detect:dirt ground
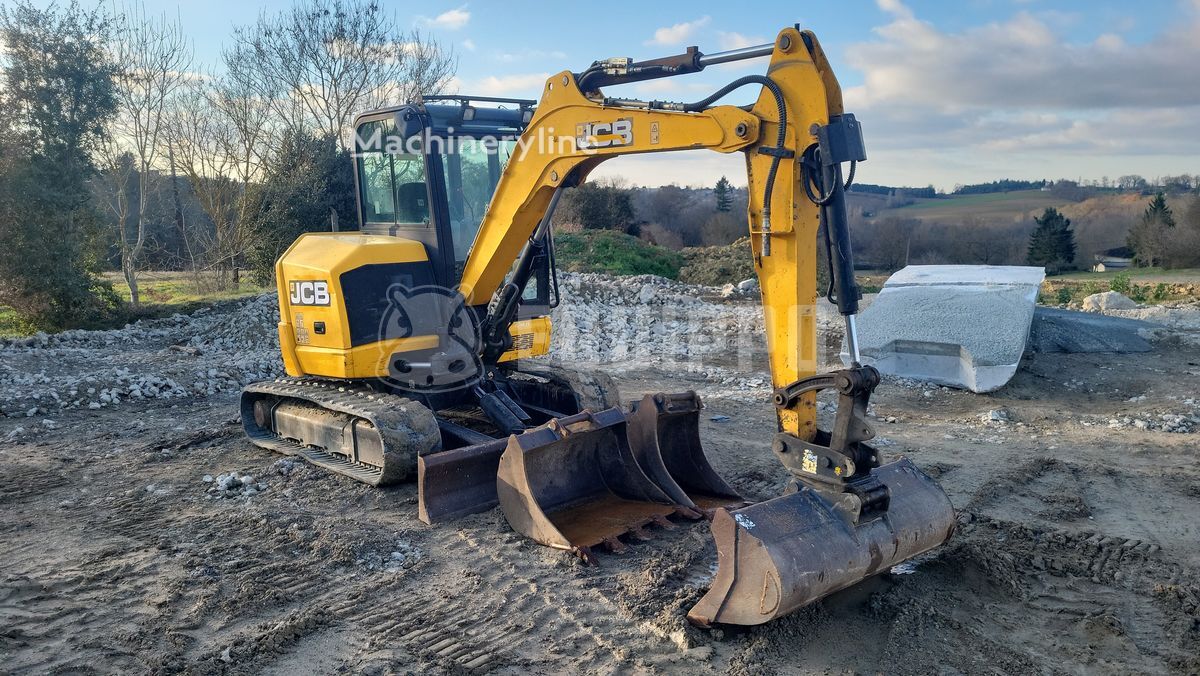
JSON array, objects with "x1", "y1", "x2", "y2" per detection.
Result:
[{"x1": 3, "y1": 331, "x2": 1200, "y2": 673}]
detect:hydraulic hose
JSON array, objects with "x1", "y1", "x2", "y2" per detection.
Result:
[{"x1": 682, "y1": 75, "x2": 788, "y2": 256}]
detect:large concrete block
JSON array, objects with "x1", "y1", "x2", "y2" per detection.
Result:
[{"x1": 843, "y1": 265, "x2": 1045, "y2": 392}]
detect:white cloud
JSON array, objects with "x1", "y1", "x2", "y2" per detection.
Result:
[
  {"x1": 840, "y1": 2, "x2": 1200, "y2": 187},
  {"x1": 419, "y1": 6, "x2": 471, "y2": 31},
  {"x1": 471, "y1": 72, "x2": 550, "y2": 97},
  {"x1": 876, "y1": 0, "x2": 913, "y2": 19},
  {"x1": 462, "y1": 38, "x2": 476, "y2": 51},
  {"x1": 717, "y1": 31, "x2": 769, "y2": 51},
  {"x1": 645, "y1": 16, "x2": 710, "y2": 46},
  {"x1": 847, "y1": 10, "x2": 1200, "y2": 110}
]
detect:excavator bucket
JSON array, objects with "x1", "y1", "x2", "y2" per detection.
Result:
[
  {"x1": 687, "y1": 457, "x2": 955, "y2": 626},
  {"x1": 496, "y1": 407, "x2": 697, "y2": 562},
  {"x1": 626, "y1": 392, "x2": 742, "y2": 512}
]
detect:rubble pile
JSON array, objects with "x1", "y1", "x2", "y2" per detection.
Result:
[{"x1": 0, "y1": 296, "x2": 282, "y2": 418}]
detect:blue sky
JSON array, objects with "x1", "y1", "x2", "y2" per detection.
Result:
[{"x1": 17, "y1": 0, "x2": 1200, "y2": 189}]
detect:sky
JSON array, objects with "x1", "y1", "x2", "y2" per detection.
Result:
[{"x1": 14, "y1": 0, "x2": 1200, "y2": 190}]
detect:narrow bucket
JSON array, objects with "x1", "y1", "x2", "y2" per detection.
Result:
[
  {"x1": 688, "y1": 457, "x2": 955, "y2": 626},
  {"x1": 626, "y1": 392, "x2": 742, "y2": 511},
  {"x1": 497, "y1": 408, "x2": 694, "y2": 562}
]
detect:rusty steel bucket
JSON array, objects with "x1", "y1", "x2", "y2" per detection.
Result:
[
  {"x1": 626, "y1": 392, "x2": 742, "y2": 512},
  {"x1": 497, "y1": 407, "x2": 696, "y2": 562},
  {"x1": 688, "y1": 457, "x2": 955, "y2": 626}
]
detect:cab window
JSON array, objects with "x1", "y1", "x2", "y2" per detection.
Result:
[
  {"x1": 441, "y1": 138, "x2": 517, "y2": 265},
  {"x1": 356, "y1": 118, "x2": 431, "y2": 226}
]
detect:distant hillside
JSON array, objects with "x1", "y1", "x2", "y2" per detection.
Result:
[{"x1": 878, "y1": 190, "x2": 1065, "y2": 224}]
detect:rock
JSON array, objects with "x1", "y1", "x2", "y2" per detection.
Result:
[
  {"x1": 981, "y1": 409, "x2": 1008, "y2": 423},
  {"x1": 202, "y1": 474, "x2": 214, "y2": 483},
  {"x1": 216, "y1": 474, "x2": 242, "y2": 491},
  {"x1": 737, "y1": 278, "x2": 758, "y2": 292},
  {"x1": 720, "y1": 283, "x2": 737, "y2": 298},
  {"x1": 1082, "y1": 291, "x2": 1137, "y2": 313},
  {"x1": 710, "y1": 414, "x2": 731, "y2": 422},
  {"x1": 637, "y1": 285, "x2": 656, "y2": 304}
]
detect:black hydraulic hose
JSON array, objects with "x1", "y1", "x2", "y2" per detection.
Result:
[{"x1": 682, "y1": 75, "x2": 787, "y2": 256}]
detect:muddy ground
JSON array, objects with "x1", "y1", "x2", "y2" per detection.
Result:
[{"x1": 2, "y1": 306, "x2": 1200, "y2": 674}]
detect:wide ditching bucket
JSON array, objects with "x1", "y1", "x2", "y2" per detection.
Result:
[
  {"x1": 688, "y1": 457, "x2": 955, "y2": 627},
  {"x1": 626, "y1": 392, "x2": 742, "y2": 512},
  {"x1": 496, "y1": 407, "x2": 698, "y2": 562}
]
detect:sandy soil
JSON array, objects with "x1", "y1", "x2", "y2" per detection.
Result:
[{"x1": 2, "y1": 322, "x2": 1200, "y2": 673}]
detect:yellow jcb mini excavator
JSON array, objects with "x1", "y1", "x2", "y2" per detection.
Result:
[{"x1": 240, "y1": 26, "x2": 955, "y2": 626}]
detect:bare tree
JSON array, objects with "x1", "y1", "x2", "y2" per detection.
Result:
[
  {"x1": 224, "y1": 0, "x2": 455, "y2": 148},
  {"x1": 163, "y1": 72, "x2": 273, "y2": 289},
  {"x1": 104, "y1": 2, "x2": 193, "y2": 306}
]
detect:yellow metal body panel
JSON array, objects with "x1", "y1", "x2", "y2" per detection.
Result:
[
  {"x1": 497, "y1": 316, "x2": 552, "y2": 363},
  {"x1": 276, "y1": 231, "x2": 551, "y2": 379},
  {"x1": 458, "y1": 28, "x2": 838, "y2": 441},
  {"x1": 276, "y1": 232, "x2": 432, "y2": 378}
]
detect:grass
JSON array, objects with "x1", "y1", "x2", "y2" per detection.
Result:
[
  {"x1": 0, "y1": 306, "x2": 21, "y2": 337},
  {"x1": 555, "y1": 230, "x2": 685, "y2": 279},
  {"x1": 0, "y1": 271, "x2": 270, "y2": 338},
  {"x1": 881, "y1": 190, "x2": 1065, "y2": 223},
  {"x1": 1054, "y1": 267, "x2": 1200, "y2": 283},
  {"x1": 100, "y1": 271, "x2": 270, "y2": 307},
  {"x1": 1040, "y1": 268, "x2": 1200, "y2": 305}
]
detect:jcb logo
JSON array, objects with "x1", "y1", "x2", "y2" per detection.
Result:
[
  {"x1": 576, "y1": 118, "x2": 633, "y2": 150},
  {"x1": 289, "y1": 280, "x2": 331, "y2": 306}
]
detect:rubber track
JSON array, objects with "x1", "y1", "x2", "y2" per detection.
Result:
[{"x1": 241, "y1": 378, "x2": 440, "y2": 486}]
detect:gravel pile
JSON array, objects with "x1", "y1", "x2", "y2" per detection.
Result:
[
  {"x1": 548, "y1": 272, "x2": 843, "y2": 373},
  {"x1": 0, "y1": 272, "x2": 893, "y2": 423},
  {"x1": 0, "y1": 294, "x2": 282, "y2": 419}
]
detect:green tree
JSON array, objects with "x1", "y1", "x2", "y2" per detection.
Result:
[
  {"x1": 1127, "y1": 192, "x2": 1174, "y2": 267},
  {"x1": 714, "y1": 175, "x2": 733, "y2": 212},
  {"x1": 0, "y1": 1, "x2": 122, "y2": 330},
  {"x1": 246, "y1": 132, "x2": 356, "y2": 284},
  {"x1": 1025, "y1": 207, "x2": 1077, "y2": 274},
  {"x1": 554, "y1": 181, "x2": 636, "y2": 233}
]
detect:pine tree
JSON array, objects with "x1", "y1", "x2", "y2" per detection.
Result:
[
  {"x1": 1026, "y1": 207, "x2": 1076, "y2": 274},
  {"x1": 1143, "y1": 191, "x2": 1175, "y2": 228},
  {"x1": 714, "y1": 175, "x2": 733, "y2": 212},
  {"x1": 1127, "y1": 192, "x2": 1175, "y2": 267}
]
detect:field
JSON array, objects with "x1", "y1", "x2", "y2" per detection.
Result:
[
  {"x1": 0, "y1": 271, "x2": 269, "y2": 337},
  {"x1": 879, "y1": 189, "x2": 1066, "y2": 223}
]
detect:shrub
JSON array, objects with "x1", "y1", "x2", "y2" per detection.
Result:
[
  {"x1": 1055, "y1": 287, "x2": 1073, "y2": 304},
  {"x1": 1152, "y1": 282, "x2": 1169, "y2": 301},
  {"x1": 1109, "y1": 272, "x2": 1132, "y2": 294}
]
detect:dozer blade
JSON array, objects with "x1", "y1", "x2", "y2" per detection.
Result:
[
  {"x1": 626, "y1": 392, "x2": 742, "y2": 512},
  {"x1": 688, "y1": 457, "x2": 955, "y2": 627},
  {"x1": 497, "y1": 408, "x2": 698, "y2": 562},
  {"x1": 241, "y1": 378, "x2": 440, "y2": 485}
]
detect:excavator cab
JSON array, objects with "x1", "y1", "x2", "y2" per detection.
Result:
[{"x1": 352, "y1": 96, "x2": 554, "y2": 309}]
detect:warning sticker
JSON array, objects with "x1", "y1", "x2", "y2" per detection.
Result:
[{"x1": 802, "y1": 449, "x2": 819, "y2": 474}]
